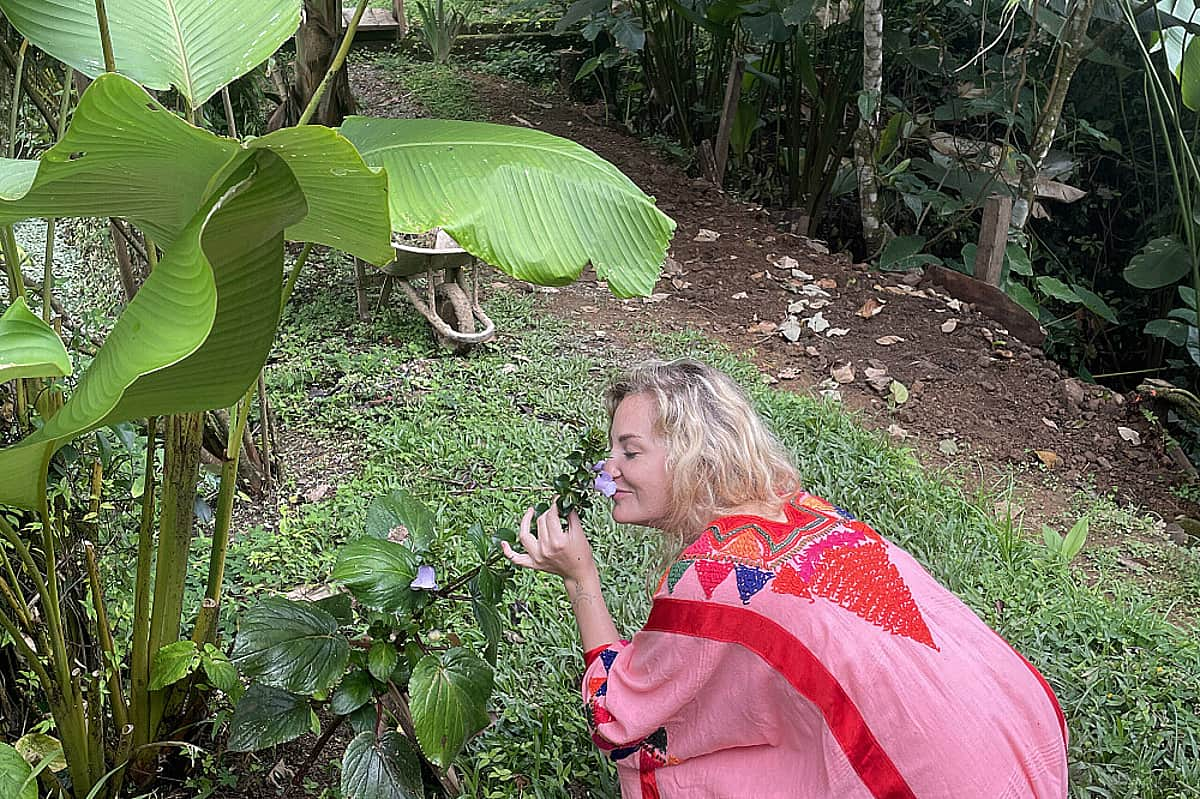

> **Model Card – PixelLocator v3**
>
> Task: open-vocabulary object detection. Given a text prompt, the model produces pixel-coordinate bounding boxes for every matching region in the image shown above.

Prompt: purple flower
[409,565,438,590]
[592,460,606,473]
[594,469,617,498]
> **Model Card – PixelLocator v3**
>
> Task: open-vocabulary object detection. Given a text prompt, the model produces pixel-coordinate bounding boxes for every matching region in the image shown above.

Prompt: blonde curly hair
[604,358,800,569]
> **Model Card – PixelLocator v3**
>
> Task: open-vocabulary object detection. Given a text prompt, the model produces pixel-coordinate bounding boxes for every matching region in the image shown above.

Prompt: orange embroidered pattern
[668,492,938,649]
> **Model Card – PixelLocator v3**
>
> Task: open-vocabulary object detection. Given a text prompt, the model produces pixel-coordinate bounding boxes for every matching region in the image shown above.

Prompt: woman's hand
[501,501,598,583]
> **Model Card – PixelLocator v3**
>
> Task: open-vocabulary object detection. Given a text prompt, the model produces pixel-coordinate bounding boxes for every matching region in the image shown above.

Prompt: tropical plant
[414,0,472,66]
[224,432,610,796]
[0,2,673,797]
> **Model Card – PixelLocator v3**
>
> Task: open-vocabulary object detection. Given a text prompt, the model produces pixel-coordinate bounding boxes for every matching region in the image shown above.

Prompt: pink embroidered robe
[581,491,1068,798]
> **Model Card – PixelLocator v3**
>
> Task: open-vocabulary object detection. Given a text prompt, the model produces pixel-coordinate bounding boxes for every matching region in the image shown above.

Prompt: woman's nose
[604,457,619,478]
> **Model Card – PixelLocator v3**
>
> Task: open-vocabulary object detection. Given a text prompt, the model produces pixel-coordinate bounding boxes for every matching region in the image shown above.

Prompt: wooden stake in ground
[974,194,1013,286]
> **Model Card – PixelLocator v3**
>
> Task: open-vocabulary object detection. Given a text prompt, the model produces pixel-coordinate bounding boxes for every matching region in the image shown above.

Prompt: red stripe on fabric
[639,751,661,799]
[583,644,611,669]
[996,634,1068,746]
[646,598,917,799]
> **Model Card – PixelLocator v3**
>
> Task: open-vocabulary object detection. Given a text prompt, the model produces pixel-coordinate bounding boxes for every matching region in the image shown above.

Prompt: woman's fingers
[501,540,535,570]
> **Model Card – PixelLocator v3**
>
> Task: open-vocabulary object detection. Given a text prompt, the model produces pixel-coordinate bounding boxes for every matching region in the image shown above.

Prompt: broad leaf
[409,648,494,769]
[339,117,676,298]
[1073,286,1118,324]
[1145,318,1190,346]
[1183,33,1200,110]
[0,297,71,382]
[342,731,424,799]
[0,0,300,109]
[333,538,422,613]
[365,489,437,551]
[878,234,928,271]
[201,645,243,699]
[368,641,400,683]
[1125,235,1191,289]
[472,597,503,665]
[231,597,349,696]
[331,669,376,716]
[1004,242,1033,276]
[14,733,65,774]
[226,683,317,752]
[0,742,35,799]
[1036,276,1081,304]
[0,74,390,510]
[150,640,201,691]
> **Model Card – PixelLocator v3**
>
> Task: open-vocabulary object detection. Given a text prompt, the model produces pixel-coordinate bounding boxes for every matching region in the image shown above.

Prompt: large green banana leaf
[0,74,392,510]
[0,75,392,264]
[0,297,71,383]
[338,118,676,298]
[0,0,299,110]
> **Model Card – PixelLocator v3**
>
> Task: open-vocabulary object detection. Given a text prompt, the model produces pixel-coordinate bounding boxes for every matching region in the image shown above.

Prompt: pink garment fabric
[581,491,1068,798]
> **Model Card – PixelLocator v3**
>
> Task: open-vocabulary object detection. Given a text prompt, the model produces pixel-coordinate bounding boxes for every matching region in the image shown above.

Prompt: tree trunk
[268,0,357,129]
[1013,0,1097,229]
[854,0,886,255]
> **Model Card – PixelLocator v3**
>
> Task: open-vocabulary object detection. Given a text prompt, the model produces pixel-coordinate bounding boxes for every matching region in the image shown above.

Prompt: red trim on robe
[646,598,918,799]
[639,750,661,799]
[584,644,611,668]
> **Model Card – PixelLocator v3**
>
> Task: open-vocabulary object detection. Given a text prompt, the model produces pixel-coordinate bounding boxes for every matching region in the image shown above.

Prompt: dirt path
[351,61,1197,547]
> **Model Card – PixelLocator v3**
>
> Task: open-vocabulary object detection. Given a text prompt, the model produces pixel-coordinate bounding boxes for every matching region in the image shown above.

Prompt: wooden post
[711,56,746,186]
[392,0,407,37]
[353,258,371,321]
[974,194,1012,286]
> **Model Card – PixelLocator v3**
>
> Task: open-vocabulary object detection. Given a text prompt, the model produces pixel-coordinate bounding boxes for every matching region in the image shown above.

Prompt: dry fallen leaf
[805,312,830,333]
[791,268,815,281]
[1117,426,1142,445]
[826,327,850,337]
[804,346,821,357]
[694,228,721,242]
[761,373,780,384]
[940,318,959,333]
[671,277,692,290]
[731,291,749,300]
[887,424,910,438]
[856,297,886,318]
[779,317,805,342]
[816,277,838,290]
[775,255,799,270]
[1042,417,1059,431]
[808,299,831,310]
[832,362,856,383]
[882,285,912,296]
[748,320,778,335]
[642,292,671,303]
[787,300,809,314]
[1034,450,1062,469]
[303,484,335,503]
[777,368,801,380]
[864,366,891,392]
[875,335,905,346]
[938,439,960,455]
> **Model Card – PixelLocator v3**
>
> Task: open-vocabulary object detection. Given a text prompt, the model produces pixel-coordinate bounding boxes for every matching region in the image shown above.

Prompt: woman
[502,359,1068,798]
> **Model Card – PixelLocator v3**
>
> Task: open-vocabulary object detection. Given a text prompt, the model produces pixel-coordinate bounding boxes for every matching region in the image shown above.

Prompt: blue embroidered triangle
[734,565,774,604]
[667,559,693,593]
[600,649,619,671]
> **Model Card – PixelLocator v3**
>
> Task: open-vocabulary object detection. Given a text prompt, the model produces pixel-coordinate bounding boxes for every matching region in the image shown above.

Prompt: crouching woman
[503,358,1068,798]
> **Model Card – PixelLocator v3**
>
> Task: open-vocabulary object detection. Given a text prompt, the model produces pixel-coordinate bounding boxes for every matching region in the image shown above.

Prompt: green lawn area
[219,255,1200,798]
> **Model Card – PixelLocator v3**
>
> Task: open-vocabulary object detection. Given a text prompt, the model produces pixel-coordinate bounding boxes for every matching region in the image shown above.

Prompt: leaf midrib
[163,0,196,105]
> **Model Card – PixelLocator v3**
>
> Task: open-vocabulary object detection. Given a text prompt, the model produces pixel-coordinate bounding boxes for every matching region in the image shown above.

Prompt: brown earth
[354,60,1194,530]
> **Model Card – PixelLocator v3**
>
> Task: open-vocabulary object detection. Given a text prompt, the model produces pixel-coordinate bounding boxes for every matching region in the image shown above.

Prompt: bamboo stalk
[297,0,371,126]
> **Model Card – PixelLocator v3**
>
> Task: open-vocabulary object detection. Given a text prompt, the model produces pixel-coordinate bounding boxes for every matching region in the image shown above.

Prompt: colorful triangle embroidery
[734,565,774,604]
[667,559,693,593]
[718,531,768,563]
[600,649,619,671]
[692,559,734,598]
[771,563,812,599]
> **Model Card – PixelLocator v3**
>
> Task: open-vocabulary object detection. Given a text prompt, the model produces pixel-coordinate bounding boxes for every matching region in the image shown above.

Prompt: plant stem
[290,714,346,789]
[8,39,27,159]
[297,0,370,126]
[436,551,503,598]
[281,242,314,307]
[94,0,116,73]
[85,541,130,737]
[124,417,157,778]
[190,392,251,647]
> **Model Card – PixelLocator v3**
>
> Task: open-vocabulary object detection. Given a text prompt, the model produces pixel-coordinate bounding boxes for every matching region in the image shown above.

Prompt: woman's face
[606,393,672,529]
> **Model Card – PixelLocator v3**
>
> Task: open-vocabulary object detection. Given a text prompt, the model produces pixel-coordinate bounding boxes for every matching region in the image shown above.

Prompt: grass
[367,52,486,120]
[245,257,1200,799]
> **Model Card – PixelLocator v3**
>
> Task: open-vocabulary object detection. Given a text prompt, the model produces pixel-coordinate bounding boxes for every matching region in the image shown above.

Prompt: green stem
[2,224,29,303]
[94,0,116,73]
[8,40,27,159]
[85,541,130,739]
[190,392,250,647]
[146,412,204,735]
[124,417,157,777]
[281,242,314,308]
[297,0,370,126]
[42,63,75,323]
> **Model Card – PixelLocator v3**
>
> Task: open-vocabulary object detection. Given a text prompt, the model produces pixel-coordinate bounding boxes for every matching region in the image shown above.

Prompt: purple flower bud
[592,460,606,473]
[409,565,438,590]
[594,469,617,498]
